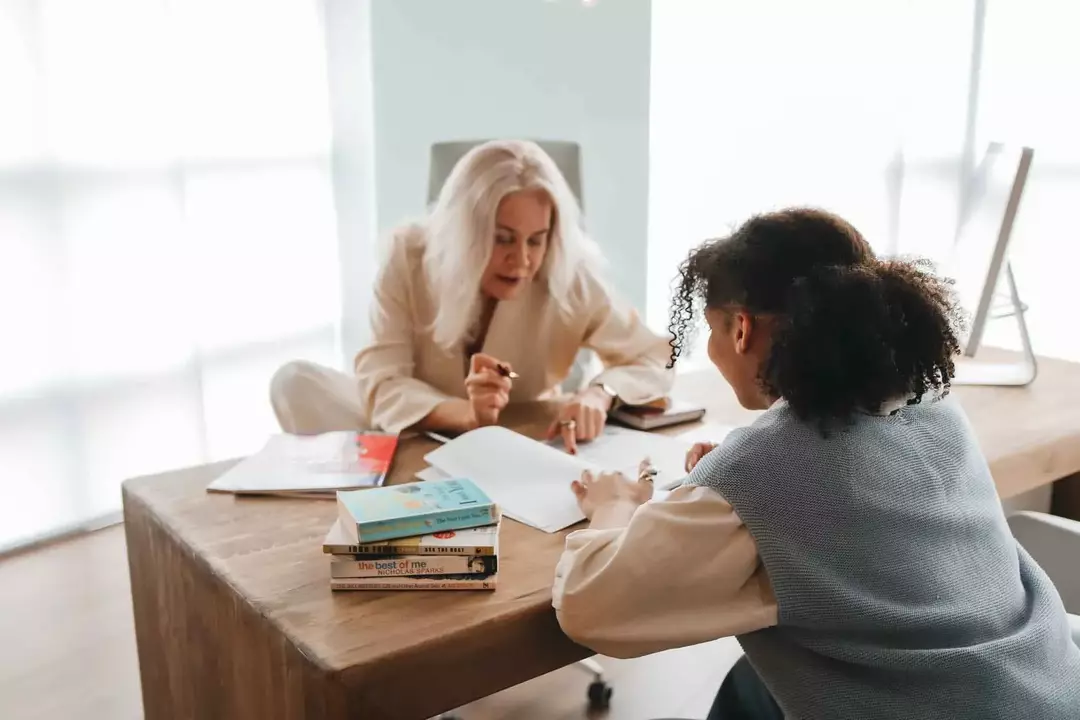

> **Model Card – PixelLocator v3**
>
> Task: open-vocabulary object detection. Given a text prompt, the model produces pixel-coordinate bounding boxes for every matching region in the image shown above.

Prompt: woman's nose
[508,242,529,268]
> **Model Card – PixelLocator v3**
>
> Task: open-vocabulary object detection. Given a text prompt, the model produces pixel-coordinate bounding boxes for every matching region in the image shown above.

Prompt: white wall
[369,0,652,310]
[323,0,379,367]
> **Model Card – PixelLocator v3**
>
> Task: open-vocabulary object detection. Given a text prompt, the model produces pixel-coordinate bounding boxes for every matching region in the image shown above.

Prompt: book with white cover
[206,431,396,496]
[422,426,698,533]
[322,518,499,556]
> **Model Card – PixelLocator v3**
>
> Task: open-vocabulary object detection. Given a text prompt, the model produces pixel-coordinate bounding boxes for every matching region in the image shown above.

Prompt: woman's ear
[733,312,753,355]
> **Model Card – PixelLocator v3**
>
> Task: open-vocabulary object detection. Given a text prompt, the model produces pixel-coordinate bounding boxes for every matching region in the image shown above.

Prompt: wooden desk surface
[674,349,1080,500]
[123,352,1080,719]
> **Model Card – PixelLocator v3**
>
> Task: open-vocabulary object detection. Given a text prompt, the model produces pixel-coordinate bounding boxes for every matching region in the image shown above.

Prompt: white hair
[422,139,605,350]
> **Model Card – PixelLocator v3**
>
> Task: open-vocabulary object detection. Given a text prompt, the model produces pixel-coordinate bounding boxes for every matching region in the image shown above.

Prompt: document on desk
[672,422,738,448]
[570,426,690,491]
[422,426,695,532]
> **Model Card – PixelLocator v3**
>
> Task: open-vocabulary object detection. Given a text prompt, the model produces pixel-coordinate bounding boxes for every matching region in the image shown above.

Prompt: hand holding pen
[638,456,658,484]
[465,353,514,427]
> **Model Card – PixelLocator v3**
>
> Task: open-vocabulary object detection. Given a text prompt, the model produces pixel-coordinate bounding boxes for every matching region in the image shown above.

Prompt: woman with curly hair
[553,208,1080,719]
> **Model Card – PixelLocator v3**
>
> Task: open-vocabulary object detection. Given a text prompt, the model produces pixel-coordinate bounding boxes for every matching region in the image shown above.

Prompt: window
[649,0,1080,363]
[0,0,346,550]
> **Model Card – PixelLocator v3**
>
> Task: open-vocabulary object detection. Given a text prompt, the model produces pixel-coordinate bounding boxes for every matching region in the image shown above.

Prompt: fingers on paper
[684,448,699,473]
[579,406,603,442]
[685,441,717,472]
[561,421,578,455]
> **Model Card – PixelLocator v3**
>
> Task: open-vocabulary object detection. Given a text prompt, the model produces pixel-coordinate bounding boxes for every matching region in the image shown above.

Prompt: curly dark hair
[668,208,965,425]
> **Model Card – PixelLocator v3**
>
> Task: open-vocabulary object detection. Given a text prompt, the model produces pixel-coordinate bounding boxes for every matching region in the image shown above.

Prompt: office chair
[1007,511,1080,621]
[429,140,613,717]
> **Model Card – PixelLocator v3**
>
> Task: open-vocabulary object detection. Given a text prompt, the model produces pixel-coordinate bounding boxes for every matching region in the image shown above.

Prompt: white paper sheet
[423,426,697,532]
[567,425,691,491]
[415,465,452,483]
[672,422,738,446]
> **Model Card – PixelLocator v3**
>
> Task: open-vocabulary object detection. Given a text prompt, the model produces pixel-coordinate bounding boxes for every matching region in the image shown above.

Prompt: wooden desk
[124,404,586,720]
[674,349,1080,500]
[123,354,1080,719]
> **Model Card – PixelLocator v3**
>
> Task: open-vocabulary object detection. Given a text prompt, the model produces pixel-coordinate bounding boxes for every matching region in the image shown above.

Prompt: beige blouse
[552,484,778,659]
[354,223,674,433]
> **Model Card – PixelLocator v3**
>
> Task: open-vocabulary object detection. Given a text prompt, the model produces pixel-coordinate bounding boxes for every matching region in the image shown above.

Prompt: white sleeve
[354,229,453,433]
[552,485,777,659]
[577,273,674,405]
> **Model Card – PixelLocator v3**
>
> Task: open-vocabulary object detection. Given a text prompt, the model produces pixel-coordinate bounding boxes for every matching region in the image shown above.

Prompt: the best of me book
[327,477,501,591]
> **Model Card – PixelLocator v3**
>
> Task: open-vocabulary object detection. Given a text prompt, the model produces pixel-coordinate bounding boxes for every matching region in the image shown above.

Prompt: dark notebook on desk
[609,400,706,431]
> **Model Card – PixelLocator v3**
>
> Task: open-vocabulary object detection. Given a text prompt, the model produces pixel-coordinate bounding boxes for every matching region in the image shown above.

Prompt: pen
[496,364,519,379]
[424,431,452,444]
[658,476,685,491]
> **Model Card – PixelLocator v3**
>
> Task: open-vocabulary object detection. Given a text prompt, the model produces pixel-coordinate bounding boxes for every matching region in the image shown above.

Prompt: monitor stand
[953,263,1038,387]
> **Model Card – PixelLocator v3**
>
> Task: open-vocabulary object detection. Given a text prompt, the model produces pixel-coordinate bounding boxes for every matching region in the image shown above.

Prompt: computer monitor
[947,143,1036,385]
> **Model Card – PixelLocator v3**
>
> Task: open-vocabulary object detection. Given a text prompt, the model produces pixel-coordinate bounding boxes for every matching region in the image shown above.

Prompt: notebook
[609,400,707,431]
[422,426,695,533]
[206,431,398,496]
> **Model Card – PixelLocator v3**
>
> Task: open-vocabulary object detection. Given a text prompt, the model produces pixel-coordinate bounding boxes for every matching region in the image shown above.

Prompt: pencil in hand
[496,364,519,379]
[638,457,657,483]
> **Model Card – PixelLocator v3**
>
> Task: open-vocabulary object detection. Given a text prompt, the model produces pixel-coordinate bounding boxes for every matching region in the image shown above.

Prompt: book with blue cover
[336,478,499,544]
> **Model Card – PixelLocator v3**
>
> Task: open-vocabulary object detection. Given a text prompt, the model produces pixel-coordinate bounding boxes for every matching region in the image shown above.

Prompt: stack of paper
[420,425,732,533]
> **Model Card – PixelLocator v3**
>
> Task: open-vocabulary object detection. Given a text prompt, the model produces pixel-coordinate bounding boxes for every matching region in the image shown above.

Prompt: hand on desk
[547,386,612,455]
[570,459,654,523]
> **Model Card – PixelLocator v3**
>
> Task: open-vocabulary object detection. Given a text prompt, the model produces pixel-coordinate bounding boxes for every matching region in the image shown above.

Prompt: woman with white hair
[270,139,672,450]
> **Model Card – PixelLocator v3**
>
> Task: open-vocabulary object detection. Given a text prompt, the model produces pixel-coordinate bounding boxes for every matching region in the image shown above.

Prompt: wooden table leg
[1053,472,1080,522]
[123,489,347,720]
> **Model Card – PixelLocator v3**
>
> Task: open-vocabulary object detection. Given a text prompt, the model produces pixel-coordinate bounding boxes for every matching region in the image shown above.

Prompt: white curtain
[649,0,1080,364]
[0,0,344,551]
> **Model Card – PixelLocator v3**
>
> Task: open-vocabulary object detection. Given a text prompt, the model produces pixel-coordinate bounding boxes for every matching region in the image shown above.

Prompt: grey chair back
[1008,511,1080,614]
[427,140,584,209]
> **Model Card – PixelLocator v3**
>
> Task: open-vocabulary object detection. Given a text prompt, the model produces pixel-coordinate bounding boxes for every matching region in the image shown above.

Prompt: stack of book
[324,477,501,591]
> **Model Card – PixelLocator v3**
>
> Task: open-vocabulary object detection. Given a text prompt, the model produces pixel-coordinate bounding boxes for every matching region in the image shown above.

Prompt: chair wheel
[587,680,613,711]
